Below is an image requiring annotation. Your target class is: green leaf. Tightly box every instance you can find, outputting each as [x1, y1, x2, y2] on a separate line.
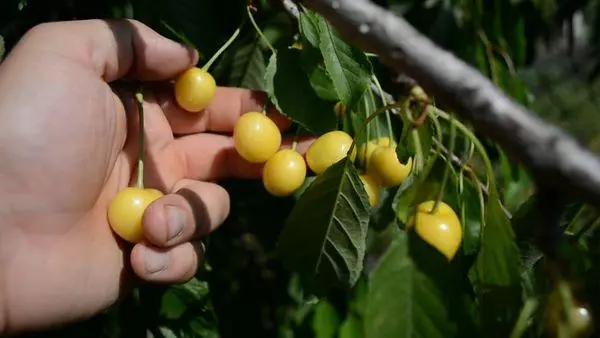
[392, 173, 420, 224]
[459, 178, 484, 257]
[299, 9, 321, 48]
[265, 50, 337, 135]
[301, 44, 339, 102]
[307, 10, 372, 111]
[160, 289, 187, 320]
[312, 300, 342, 338]
[474, 188, 522, 286]
[228, 38, 266, 90]
[365, 229, 476, 338]
[179, 277, 210, 299]
[473, 188, 523, 337]
[277, 158, 371, 290]
[339, 314, 363, 338]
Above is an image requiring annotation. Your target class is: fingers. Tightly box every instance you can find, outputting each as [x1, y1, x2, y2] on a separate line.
[174, 133, 315, 180]
[130, 241, 204, 283]
[142, 180, 230, 247]
[155, 85, 291, 134]
[131, 179, 229, 283]
[19, 19, 198, 82]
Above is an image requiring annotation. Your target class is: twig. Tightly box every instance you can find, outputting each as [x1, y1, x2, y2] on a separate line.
[302, 0, 600, 208]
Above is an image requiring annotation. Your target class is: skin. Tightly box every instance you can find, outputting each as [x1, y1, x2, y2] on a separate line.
[0, 19, 314, 334]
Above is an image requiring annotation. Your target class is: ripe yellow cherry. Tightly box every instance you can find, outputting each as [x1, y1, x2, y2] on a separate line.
[174, 67, 217, 113]
[546, 291, 594, 338]
[233, 112, 282, 163]
[262, 149, 307, 197]
[306, 130, 354, 174]
[368, 146, 412, 187]
[409, 200, 462, 260]
[108, 187, 164, 243]
[356, 136, 392, 168]
[359, 174, 380, 207]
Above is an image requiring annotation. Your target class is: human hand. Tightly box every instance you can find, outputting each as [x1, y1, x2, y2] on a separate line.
[0, 19, 310, 334]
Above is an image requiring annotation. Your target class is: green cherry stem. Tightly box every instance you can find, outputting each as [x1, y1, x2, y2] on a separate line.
[361, 99, 371, 168]
[508, 298, 538, 338]
[348, 102, 403, 160]
[431, 115, 456, 214]
[134, 90, 146, 189]
[348, 101, 404, 159]
[291, 126, 302, 152]
[161, 21, 200, 54]
[201, 23, 243, 71]
[247, 5, 276, 55]
[410, 125, 425, 173]
[429, 105, 496, 192]
[372, 74, 394, 143]
[367, 89, 381, 139]
[428, 109, 444, 157]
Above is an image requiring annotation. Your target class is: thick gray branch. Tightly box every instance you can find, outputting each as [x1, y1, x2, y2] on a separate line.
[282, 0, 301, 18]
[302, 0, 600, 207]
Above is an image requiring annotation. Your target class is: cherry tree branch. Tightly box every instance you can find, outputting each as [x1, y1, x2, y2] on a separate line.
[300, 0, 600, 207]
[282, 0, 301, 18]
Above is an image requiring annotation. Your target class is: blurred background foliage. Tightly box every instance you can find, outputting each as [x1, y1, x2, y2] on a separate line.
[2, 0, 600, 337]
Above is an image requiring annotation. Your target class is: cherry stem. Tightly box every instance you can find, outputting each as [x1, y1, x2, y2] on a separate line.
[261, 100, 269, 116]
[372, 74, 394, 145]
[134, 90, 145, 189]
[201, 24, 243, 71]
[348, 101, 404, 159]
[161, 20, 199, 53]
[360, 98, 370, 168]
[366, 89, 381, 140]
[246, 5, 276, 55]
[430, 106, 496, 193]
[291, 126, 302, 152]
[431, 115, 456, 214]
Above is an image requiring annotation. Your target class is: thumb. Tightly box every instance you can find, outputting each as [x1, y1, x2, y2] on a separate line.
[15, 19, 199, 82]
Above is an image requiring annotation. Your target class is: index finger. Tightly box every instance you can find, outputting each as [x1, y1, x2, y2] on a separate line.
[156, 86, 292, 134]
[16, 19, 198, 82]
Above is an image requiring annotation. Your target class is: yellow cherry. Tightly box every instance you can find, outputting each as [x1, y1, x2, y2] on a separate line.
[359, 173, 380, 207]
[262, 149, 307, 197]
[409, 200, 462, 260]
[233, 112, 282, 163]
[356, 136, 392, 169]
[174, 67, 217, 113]
[108, 187, 164, 243]
[368, 146, 412, 187]
[306, 130, 354, 174]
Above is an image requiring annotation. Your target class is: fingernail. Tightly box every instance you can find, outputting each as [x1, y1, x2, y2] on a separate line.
[166, 206, 185, 242]
[142, 247, 169, 274]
